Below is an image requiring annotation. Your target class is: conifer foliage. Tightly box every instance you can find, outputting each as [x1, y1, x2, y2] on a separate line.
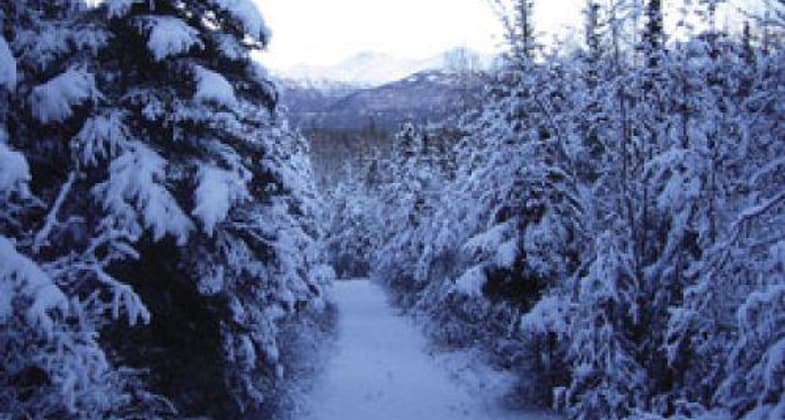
[1, 0, 333, 418]
[330, 1, 785, 419]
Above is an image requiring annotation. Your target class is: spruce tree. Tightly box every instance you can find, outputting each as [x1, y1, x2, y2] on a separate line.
[1, 0, 332, 417]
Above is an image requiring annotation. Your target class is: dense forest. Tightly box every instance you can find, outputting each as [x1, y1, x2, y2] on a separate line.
[2, 0, 785, 419]
[326, 0, 785, 419]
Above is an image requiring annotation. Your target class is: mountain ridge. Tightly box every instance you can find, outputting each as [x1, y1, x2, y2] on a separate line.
[274, 48, 496, 87]
[279, 68, 488, 134]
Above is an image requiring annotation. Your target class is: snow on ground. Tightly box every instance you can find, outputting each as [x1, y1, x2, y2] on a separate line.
[303, 279, 560, 420]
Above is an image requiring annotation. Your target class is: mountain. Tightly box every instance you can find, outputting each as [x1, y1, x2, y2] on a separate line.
[277, 78, 359, 114]
[275, 49, 496, 87]
[278, 49, 493, 185]
[277, 51, 441, 87]
[279, 69, 487, 133]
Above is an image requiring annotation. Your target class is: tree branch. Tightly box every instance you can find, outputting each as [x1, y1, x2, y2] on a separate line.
[33, 171, 76, 254]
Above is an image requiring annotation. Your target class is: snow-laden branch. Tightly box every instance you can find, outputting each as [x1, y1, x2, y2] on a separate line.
[708, 189, 785, 277]
[33, 171, 76, 254]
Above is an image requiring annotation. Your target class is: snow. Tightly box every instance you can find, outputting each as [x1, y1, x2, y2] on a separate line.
[143, 16, 203, 62]
[523, 214, 564, 277]
[768, 241, 785, 273]
[0, 277, 10, 321]
[193, 65, 237, 107]
[454, 265, 487, 297]
[737, 286, 785, 329]
[215, 0, 271, 43]
[0, 236, 68, 335]
[97, 142, 193, 245]
[30, 69, 97, 124]
[496, 238, 519, 268]
[764, 338, 785, 394]
[215, 33, 247, 61]
[462, 221, 514, 259]
[0, 141, 31, 193]
[73, 111, 130, 166]
[303, 279, 559, 420]
[192, 165, 250, 236]
[520, 296, 568, 336]
[277, 50, 495, 87]
[0, 36, 16, 90]
[102, 0, 140, 18]
[197, 265, 225, 295]
[306, 265, 336, 311]
[751, 156, 785, 185]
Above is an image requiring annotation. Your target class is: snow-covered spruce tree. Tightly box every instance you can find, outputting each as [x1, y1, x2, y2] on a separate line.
[87, 0, 333, 416]
[324, 161, 377, 278]
[562, 3, 785, 416]
[1, 0, 333, 417]
[367, 56, 585, 405]
[490, 0, 537, 61]
[0, 1, 176, 417]
[372, 123, 435, 305]
[370, 122, 462, 309]
[440, 59, 584, 404]
[328, 1, 785, 418]
[664, 34, 785, 417]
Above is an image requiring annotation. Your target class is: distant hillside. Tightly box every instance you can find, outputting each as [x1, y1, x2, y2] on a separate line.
[279, 69, 488, 187]
[279, 51, 442, 87]
[274, 49, 496, 87]
[279, 70, 486, 133]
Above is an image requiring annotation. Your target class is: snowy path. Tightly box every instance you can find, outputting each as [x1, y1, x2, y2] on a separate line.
[303, 279, 558, 420]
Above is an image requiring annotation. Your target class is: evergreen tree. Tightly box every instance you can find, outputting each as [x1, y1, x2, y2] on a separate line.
[0, 0, 333, 417]
[339, 2, 785, 419]
[490, 0, 537, 62]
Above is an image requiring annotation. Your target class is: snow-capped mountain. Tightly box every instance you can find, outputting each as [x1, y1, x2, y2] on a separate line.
[279, 69, 487, 133]
[275, 49, 495, 87]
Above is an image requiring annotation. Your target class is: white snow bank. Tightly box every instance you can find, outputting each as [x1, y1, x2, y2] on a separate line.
[143, 16, 203, 61]
[193, 65, 237, 107]
[30, 69, 97, 124]
[0, 36, 16, 90]
[192, 165, 249, 236]
[430, 346, 560, 419]
[97, 142, 193, 244]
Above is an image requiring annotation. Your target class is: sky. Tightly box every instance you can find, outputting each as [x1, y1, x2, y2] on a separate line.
[254, 0, 583, 70]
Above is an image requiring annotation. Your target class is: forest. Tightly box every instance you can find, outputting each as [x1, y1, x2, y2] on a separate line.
[1, 0, 784, 419]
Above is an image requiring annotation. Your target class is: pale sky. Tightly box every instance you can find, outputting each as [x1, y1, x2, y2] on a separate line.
[254, 0, 584, 70]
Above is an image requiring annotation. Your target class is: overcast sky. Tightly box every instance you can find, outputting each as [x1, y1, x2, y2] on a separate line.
[253, 0, 762, 70]
[254, 0, 583, 70]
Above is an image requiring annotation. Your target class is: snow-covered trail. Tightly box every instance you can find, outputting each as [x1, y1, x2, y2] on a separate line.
[303, 279, 558, 420]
